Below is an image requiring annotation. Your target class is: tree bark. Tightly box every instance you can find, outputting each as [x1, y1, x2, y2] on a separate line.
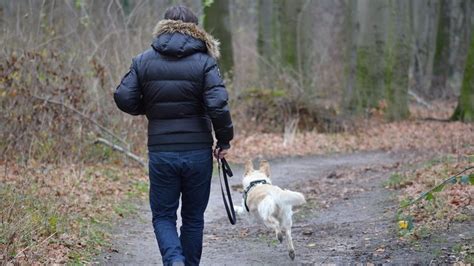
[431, 0, 472, 99]
[257, 0, 307, 80]
[384, 0, 410, 120]
[452, 22, 474, 122]
[203, 0, 234, 75]
[345, 0, 388, 115]
[278, 0, 304, 70]
[409, 0, 439, 96]
[257, 0, 278, 66]
[431, 0, 451, 97]
[345, 0, 411, 120]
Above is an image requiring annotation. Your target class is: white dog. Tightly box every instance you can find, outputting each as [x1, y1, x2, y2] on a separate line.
[234, 160, 306, 260]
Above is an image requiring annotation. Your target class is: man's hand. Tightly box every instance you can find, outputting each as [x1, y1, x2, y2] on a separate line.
[213, 147, 229, 159]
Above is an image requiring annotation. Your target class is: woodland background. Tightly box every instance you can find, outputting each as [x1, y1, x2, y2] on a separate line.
[1, 0, 473, 164]
[0, 0, 473, 264]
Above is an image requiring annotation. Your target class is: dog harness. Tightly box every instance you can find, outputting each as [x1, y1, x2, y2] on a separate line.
[243, 180, 268, 212]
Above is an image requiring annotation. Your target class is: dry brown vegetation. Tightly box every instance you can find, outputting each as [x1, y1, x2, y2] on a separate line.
[0, 162, 147, 264]
[1, 107, 472, 263]
[1, 1, 473, 264]
[228, 104, 473, 163]
[395, 158, 473, 234]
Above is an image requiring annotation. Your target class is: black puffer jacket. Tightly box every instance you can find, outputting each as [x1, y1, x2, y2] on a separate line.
[114, 20, 233, 151]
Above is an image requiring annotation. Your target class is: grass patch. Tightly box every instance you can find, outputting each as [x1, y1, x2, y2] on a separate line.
[384, 172, 413, 189]
[128, 180, 149, 198]
[113, 201, 138, 217]
[466, 253, 474, 264]
[422, 155, 457, 168]
[452, 213, 471, 223]
[293, 198, 318, 222]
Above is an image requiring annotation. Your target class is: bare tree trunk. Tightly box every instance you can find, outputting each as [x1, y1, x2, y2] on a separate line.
[278, 0, 304, 70]
[257, 0, 306, 79]
[432, 0, 472, 99]
[431, 0, 451, 98]
[384, 0, 410, 120]
[227, 0, 258, 95]
[447, 0, 472, 97]
[308, 0, 347, 105]
[343, 0, 360, 114]
[452, 18, 474, 122]
[409, 0, 439, 96]
[345, 0, 411, 120]
[345, 0, 388, 116]
[203, 0, 234, 75]
[257, 0, 278, 69]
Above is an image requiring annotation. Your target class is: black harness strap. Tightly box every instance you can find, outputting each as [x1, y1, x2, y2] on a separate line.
[243, 179, 268, 212]
[218, 158, 236, 225]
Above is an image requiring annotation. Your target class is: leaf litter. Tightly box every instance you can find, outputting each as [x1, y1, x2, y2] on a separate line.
[1, 119, 473, 263]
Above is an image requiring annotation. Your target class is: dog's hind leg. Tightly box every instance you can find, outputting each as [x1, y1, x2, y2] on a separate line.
[258, 197, 282, 243]
[282, 208, 295, 260]
[276, 230, 283, 243]
[284, 228, 295, 260]
[264, 216, 282, 243]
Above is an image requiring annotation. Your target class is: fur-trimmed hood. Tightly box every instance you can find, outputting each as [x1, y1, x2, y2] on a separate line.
[152, 19, 220, 59]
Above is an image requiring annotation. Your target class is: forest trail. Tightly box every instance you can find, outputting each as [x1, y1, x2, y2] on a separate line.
[97, 151, 472, 265]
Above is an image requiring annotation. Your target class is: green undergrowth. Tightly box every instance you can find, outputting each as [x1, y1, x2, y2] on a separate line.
[383, 172, 413, 189]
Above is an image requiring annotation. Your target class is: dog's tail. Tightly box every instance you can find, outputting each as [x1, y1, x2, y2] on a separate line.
[281, 190, 306, 206]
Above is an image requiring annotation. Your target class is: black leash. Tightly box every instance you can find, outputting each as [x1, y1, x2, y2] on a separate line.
[218, 158, 237, 225]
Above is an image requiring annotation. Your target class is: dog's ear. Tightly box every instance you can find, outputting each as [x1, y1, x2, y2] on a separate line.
[259, 160, 270, 177]
[244, 160, 254, 176]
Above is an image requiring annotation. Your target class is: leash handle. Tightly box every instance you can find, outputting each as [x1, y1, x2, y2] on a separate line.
[218, 158, 236, 225]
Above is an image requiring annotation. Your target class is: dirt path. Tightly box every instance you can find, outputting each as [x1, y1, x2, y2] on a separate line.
[97, 151, 472, 265]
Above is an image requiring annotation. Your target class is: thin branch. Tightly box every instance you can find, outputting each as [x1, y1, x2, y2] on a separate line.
[31, 95, 128, 146]
[13, 232, 57, 260]
[94, 137, 146, 167]
[408, 90, 431, 108]
[35, 30, 76, 50]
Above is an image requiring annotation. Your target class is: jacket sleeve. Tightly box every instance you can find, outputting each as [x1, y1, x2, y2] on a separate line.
[203, 57, 234, 149]
[114, 58, 145, 116]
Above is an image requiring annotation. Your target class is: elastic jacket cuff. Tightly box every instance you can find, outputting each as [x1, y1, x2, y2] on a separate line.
[217, 142, 230, 149]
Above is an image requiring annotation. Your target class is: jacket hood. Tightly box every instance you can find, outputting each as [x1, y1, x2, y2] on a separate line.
[152, 19, 220, 59]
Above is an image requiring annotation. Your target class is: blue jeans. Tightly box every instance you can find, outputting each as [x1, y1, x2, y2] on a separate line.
[148, 148, 213, 266]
